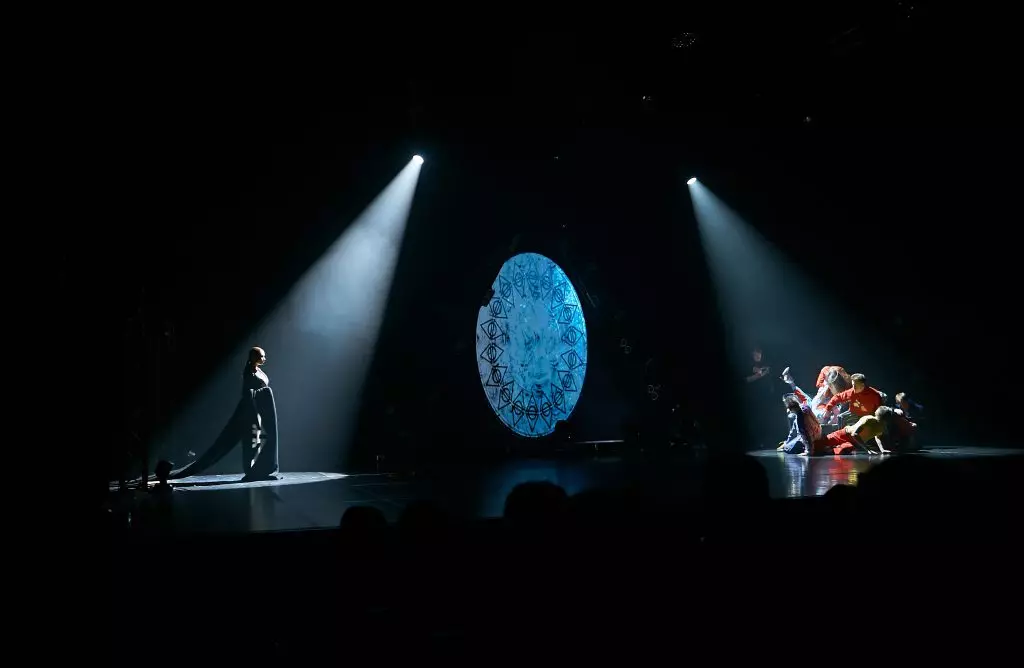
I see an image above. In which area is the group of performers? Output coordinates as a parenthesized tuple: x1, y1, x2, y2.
(776, 364, 921, 457)
(166, 345, 922, 484)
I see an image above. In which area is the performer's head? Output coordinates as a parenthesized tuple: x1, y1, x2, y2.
(850, 373, 867, 393)
(894, 391, 908, 408)
(826, 368, 849, 394)
(248, 346, 267, 368)
(783, 395, 801, 414)
(874, 405, 894, 422)
(751, 346, 763, 363)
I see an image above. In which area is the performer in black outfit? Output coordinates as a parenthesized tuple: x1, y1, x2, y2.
(170, 347, 280, 481)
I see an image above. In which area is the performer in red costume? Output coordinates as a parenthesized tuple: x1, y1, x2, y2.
(781, 365, 851, 421)
(813, 429, 858, 456)
(821, 373, 884, 421)
(811, 409, 886, 455)
(816, 365, 852, 391)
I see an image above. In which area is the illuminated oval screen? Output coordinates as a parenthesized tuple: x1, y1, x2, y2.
(475, 252, 588, 437)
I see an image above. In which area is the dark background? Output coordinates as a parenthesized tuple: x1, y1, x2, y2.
(113, 8, 1018, 477)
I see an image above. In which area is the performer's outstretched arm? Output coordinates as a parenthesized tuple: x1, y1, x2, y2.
(824, 388, 855, 414)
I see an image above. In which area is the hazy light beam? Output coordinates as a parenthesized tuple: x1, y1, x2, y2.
(157, 158, 423, 473)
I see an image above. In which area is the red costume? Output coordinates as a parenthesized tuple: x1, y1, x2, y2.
(824, 386, 884, 418)
(813, 429, 858, 456)
(815, 365, 851, 389)
(807, 365, 852, 417)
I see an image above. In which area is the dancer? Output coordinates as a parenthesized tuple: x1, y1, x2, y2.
(745, 346, 772, 386)
(894, 392, 923, 421)
(745, 345, 781, 446)
(815, 365, 852, 392)
(812, 410, 886, 455)
(170, 347, 280, 481)
(777, 394, 822, 455)
(821, 373, 884, 424)
(876, 405, 919, 452)
(780, 365, 851, 422)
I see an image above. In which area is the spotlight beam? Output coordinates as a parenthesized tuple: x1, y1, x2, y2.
(157, 157, 423, 474)
(688, 178, 911, 406)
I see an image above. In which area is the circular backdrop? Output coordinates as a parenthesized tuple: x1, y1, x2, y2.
(475, 252, 588, 437)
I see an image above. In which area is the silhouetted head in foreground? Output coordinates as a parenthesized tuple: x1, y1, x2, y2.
(857, 456, 966, 540)
(824, 483, 858, 513)
(702, 453, 770, 505)
(340, 505, 387, 533)
(398, 500, 449, 539)
(504, 481, 569, 531)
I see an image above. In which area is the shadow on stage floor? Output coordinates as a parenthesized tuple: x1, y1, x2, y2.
(119, 445, 1024, 534)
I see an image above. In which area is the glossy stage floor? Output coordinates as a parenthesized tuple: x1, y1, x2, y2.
(135, 445, 1024, 534)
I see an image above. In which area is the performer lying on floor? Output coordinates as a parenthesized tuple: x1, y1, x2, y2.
(170, 346, 280, 481)
(777, 394, 822, 455)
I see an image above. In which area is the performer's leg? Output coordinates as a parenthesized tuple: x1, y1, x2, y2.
(781, 367, 809, 404)
(243, 412, 259, 478)
(246, 388, 280, 479)
(781, 435, 803, 454)
(792, 385, 812, 405)
(810, 386, 833, 421)
(826, 429, 856, 456)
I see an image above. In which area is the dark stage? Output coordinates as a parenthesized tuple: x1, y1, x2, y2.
(119, 446, 1024, 534)
(102, 21, 1024, 659)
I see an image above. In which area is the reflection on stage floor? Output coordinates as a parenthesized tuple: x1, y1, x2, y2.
(114, 446, 1023, 534)
(748, 446, 1024, 499)
(747, 451, 877, 498)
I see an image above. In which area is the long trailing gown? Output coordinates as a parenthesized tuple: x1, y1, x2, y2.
(170, 363, 280, 480)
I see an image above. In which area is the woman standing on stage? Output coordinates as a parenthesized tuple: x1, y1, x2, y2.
(171, 346, 280, 481)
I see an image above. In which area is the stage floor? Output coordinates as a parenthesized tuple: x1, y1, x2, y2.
(133, 446, 1023, 534)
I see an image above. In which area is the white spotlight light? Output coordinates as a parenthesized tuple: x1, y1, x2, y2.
(413, 155, 424, 165)
(686, 177, 697, 185)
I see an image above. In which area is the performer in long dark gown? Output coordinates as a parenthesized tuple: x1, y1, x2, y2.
(170, 346, 280, 481)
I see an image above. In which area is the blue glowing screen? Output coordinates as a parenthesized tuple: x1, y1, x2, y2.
(475, 252, 588, 437)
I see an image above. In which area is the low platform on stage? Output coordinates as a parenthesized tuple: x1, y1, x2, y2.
(118, 446, 1023, 534)
(169, 471, 347, 491)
